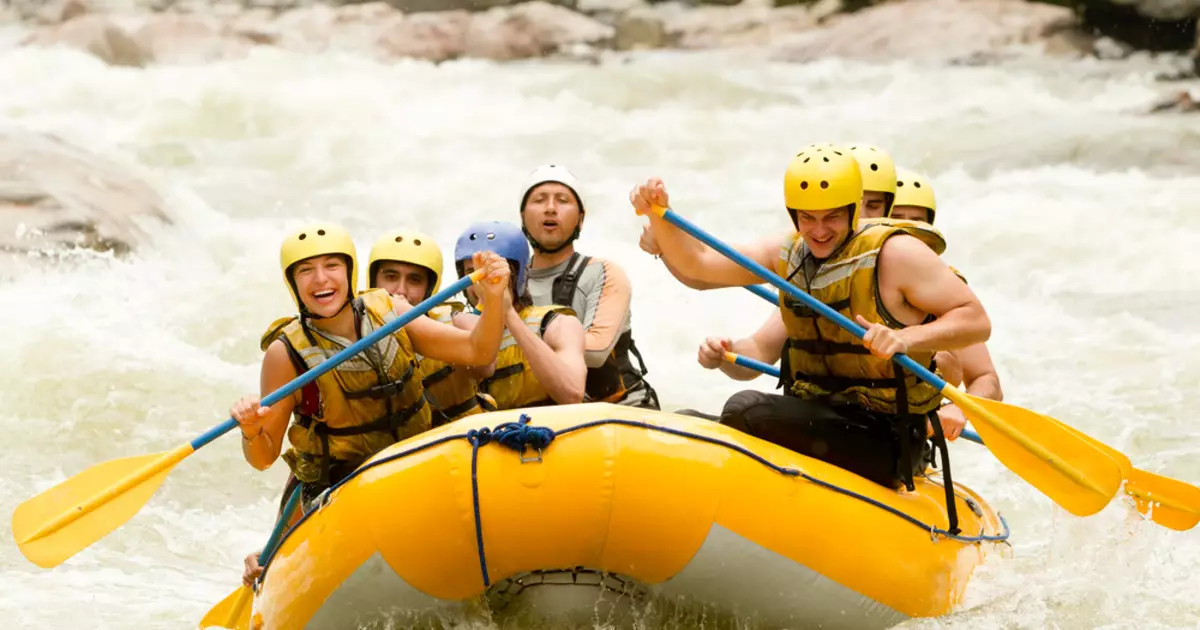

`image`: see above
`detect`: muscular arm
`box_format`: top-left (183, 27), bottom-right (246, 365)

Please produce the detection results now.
top-left (404, 293), bottom-right (504, 367)
top-left (878, 235), bottom-right (992, 353)
top-left (507, 309), bottom-right (587, 404)
top-left (243, 340), bottom-right (300, 470)
top-left (646, 215), bottom-right (782, 288)
top-left (953, 342), bottom-right (1003, 401)
top-left (449, 312), bottom-right (497, 378)
top-left (660, 254), bottom-right (728, 290)
top-left (720, 311), bottom-right (787, 381)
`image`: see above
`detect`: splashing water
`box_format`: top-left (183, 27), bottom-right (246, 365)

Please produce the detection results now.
top-left (1, 44), bottom-right (1199, 629)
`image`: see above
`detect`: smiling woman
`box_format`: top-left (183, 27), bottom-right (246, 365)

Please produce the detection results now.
top-left (228, 222), bottom-right (512, 513)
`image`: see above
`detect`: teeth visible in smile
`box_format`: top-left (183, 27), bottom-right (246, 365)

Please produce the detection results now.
top-left (314, 290), bottom-right (335, 298)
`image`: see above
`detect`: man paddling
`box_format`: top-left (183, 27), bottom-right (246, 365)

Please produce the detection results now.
top-left (631, 144), bottom-right (992, 492)
top-left (519, 164), bottom-right (660, 409)
top-left (889, 169), bottom-right (1004, 433)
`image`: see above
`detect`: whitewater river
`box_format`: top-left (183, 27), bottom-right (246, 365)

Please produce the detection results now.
top-left (1, 38), bottom-right (1198, 629)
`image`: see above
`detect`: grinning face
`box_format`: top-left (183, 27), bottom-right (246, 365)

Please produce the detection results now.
top-left (291, 254), bottom-right (350, 317)
top-left (522, 182), bottom-right (582, 251)
top-left (373, 261), bottom-right (432, 304)
top-left (792, 205), bottom-right (853, 259)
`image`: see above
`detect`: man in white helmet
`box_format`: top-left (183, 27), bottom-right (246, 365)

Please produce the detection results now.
top-left (519, 164), bottom-right (660, 409)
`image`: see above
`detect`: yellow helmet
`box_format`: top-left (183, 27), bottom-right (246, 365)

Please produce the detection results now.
top-left (279, 223), bottom-right (358, 311)
top-left (367, 229), bottom-right (444, 296)
top-left (893, 169), bottom-right (937, 223)
top-left (783, 143), bottom-right (864, 231)
top-left (848, 144), bottom-right (897, 214)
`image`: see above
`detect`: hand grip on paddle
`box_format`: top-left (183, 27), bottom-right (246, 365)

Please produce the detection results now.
top-left (650, 202), bottom-right (1124, 518)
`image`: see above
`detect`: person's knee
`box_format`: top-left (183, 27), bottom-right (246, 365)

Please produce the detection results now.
top-left (719, 390), bottom-right (774, 424)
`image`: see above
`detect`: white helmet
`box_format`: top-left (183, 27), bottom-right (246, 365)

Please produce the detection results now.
top-left (519, 164), bottom-right (586, 253)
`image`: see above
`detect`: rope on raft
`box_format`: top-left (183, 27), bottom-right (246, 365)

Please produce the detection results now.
top-left (256, 413), bottom-right (1012, 590)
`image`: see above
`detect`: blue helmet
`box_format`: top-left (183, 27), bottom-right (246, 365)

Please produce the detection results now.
top-left (454, 221), bottom-right (530, 297)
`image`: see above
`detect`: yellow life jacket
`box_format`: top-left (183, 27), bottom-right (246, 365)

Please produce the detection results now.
top-left (857, 216), bottom-right (946, 254)
top-left (776, 222), bottom-right (945, 416)
top-left (260, 288), bottom-right (431, 486)
top-left (416, 302), bottom-right (496, 426)
top-left (480, 303), bottom-right (577, 410)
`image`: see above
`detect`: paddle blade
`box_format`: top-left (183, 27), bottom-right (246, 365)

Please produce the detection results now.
top-left (199, 586), bottom-right (254, 630)
top-left (1048, 417), bottom-right (1134, 479)
top-left (12, 450), bottom-right (179, 568)
top-left (949, 392), bottom-right (1123, 517)
top-left (1125, 469), bottom-right (1200, 532)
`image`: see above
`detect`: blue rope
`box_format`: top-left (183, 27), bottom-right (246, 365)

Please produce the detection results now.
top-left (464, 413), bottom-right (554, 586)
top-left (255, 415), bottom-right (1012, 587)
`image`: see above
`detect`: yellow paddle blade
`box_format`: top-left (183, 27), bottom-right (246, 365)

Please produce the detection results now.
top-left (1023, 410), bottom-right (1199, 530)
top-left (1125, 468), bottom-right (1200, 532)
top-left (199, 585), bottom-right (253, 630)
top-left (11, 446), bottom-right (189, 568)
top-left (1046, 416), bottom-right (1133, 479)
top-left (946, 390), bottom-right (1122, 517)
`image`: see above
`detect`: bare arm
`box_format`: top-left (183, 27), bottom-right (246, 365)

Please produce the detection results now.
top-left (242, 340), bottom-right (300, 470)
top-left (718, 311), bottom-right (788, 381)
top-left (405, 293), bottom-right (504, 367)
top-left (451, 312), bottom-right (497, 379)
top-left (647, 215), bottom-right (782, 288)
top-left (507, 309), bottom-right (587, 404)
top-left (879, 235), bottom-right (992, 353)
top-left (953, 343), bottom-right (1003, 401)
top-left (643, 224), bottom-right (729, 290)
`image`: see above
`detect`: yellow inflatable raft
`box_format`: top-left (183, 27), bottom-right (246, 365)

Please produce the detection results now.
top-left (244, 403), bottom-right (1010, 630)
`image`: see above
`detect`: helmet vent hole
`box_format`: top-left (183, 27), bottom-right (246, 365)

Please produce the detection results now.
top-left (800, 181), bottom-right (809, 190)
top-left (820, 181), bottom-right (829, 189)
top-left (317, 229), bottom-right (326, 236)
top-left (413, 238), bottom-right (421, 245)
top-left (822, 157), bottom-right (829, 163)
top-left (487, 233), bottom-right (496, 240)
top-left (394, 236), bottom-right (404, 243)
top-left (298, 233), bottom-right (307, 241)
top-left (869, 164), bottom-right (878, 171)
top-left (803, 157), bottom-right (811, 163)
top-left (913, 182), bottom-right (922, 189)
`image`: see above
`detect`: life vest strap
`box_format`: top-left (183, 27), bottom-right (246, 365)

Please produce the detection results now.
top-left (421, 364), bottom-right (454, 389)
top-left (343, 362), bottom-right (417, 400)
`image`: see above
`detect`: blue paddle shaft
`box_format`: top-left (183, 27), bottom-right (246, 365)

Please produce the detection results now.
top-left (744, 284), bottom-right (777, 303)
top-left (258, 483), bottom-right (303, 562)
top-left (189, 273), bottom-right (482, 451)
top-left (730, 353), bottom-right (781, 378)
top-left (659, 208), bottom-right (949, 391)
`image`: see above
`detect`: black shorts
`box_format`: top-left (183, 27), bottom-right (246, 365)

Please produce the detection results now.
top-left (717, 390), bottom-right (931, 490)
